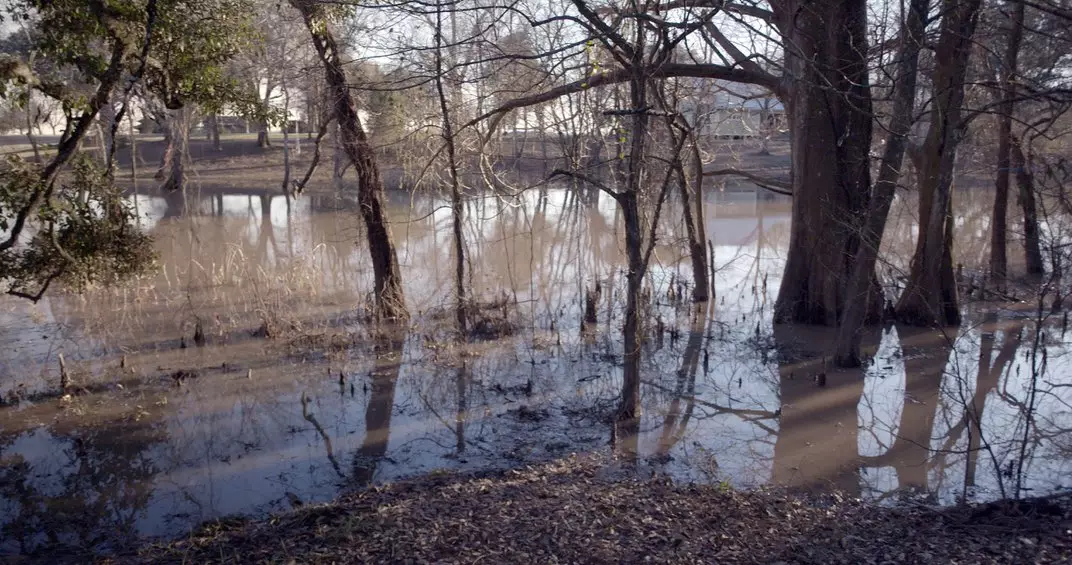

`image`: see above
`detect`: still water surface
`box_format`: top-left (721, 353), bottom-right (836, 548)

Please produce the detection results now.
top-left (0, 185), bottom-right (1069, 557)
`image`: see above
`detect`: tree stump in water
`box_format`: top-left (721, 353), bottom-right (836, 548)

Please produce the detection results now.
top-left (581, 281), bottom-right (602, 332)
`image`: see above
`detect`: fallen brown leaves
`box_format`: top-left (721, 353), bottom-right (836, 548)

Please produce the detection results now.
top-left (134, 455), bottom-right (1071, 564)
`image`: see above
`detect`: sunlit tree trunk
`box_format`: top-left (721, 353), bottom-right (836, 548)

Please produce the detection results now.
top-left (159, 106), bottom-right (190, 193)
top-left (292, 0), bottom-right (408, 320)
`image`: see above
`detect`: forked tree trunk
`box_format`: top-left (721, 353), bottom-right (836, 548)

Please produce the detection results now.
top-left (1011, 136), bottom-right (1044, 274)
top-left (895, 0), bottom-right (982, 327)
top-left (292, 0), bottom-right (407, 320)
top-left (773, 0), bottom-right (875, 326)
top-left (834, 0), bottom-right (930, 367)
top-left (989, 0), bottom-right (1025, 286)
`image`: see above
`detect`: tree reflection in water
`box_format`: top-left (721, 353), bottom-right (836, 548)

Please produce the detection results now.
top-left (0, 188), bottom-right (1070, 558)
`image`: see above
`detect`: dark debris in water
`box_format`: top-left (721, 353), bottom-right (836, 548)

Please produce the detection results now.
top-left (135, 454), bottom-right (1072, 564)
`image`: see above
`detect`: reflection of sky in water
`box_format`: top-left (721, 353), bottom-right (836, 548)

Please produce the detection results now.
top-left (1, 187), bottom-right (1071, 556)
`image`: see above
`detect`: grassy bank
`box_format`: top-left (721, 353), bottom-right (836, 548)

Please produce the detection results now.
top-left (133, 454), bottom-right (1070, 564)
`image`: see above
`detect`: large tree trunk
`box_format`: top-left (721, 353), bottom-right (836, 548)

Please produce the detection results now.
top-left (895, 0), bottom-right (982, 327)
top-left (834, 0), bottom-right (930, 367)
top-left (989, 0), bottom-right (1025, 285)
top-left (159, 106), bottom-right (191, 193)
top-left (1011, 136), bottom-right (1044, 274)
top-left (154, 116), bottom-right (173, 181)
top-left (773, 0), bottom-right (874, 326)
top-left (293, 1), bottom-right (407, 320)
top-left (206, 113), bottom-right (222, 151)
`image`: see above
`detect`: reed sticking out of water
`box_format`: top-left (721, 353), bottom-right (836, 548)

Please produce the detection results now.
top-left (58, 353), bottom-right (70, 393)
top-left (581, 282), bottom-right (602, 332)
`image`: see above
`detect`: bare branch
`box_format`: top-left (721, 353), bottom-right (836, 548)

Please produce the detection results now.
top-left (704, 167), bottom-right (792, 195)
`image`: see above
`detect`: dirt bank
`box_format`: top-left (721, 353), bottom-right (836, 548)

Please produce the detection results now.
top-left (133, 454), bottom-right (1071, 564)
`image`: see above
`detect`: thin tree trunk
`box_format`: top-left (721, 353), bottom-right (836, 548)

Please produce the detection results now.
top-left (895, 0), bottom-right (982, 327)
top-left (618, 30), bottom-right (649, 428)
top-left (989, 0), bottom-right (1025, 286)
top-left (834, 0), bottom-right (930, 367)
top-left (24, 101), bottom-right (41, 163)
top-left (126, 109), bottom-right (141, 220)
top-left (281, 76), bottom-right (293, 199)
top-left (292, 1), bottom-right (407, 320)
top-left (293, 115), bottom-right (334, 194)
top-left (434, 0), bottom-right (467, 334)
top-left (1012, 136), bottom-right (1044, 274)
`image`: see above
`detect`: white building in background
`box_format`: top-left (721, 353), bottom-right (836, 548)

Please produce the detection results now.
top-left (680, 79), bottom-right (786, 139)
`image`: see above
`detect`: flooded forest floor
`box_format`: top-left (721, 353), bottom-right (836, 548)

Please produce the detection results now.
top-left (4, 133), bottom-right (1071, 561)
top-left (138, 454), bottom-right (1072, 564)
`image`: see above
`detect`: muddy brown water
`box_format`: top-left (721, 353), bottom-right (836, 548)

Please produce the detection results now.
top-left (0, 185), bottom-right (1069, 557)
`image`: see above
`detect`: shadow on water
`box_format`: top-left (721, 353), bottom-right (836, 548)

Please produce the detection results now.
top-left (1, 185), bottom-right (1070, 558)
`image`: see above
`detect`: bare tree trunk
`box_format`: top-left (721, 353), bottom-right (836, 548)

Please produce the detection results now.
top-left (834, 0), bottom-right (930, 367)
top-left (618, 36), bottom-right (649, 428)
top-left (24, 101), bottom-right (41, 163)
top-left (1012, 136), bottom-right (1044, 274)
top-left (281, 77), bottom-right (293, 199)
top-left (257, 83), bottom-right (273, 148)
top-left (160, 106), bottom-right (190, 193)
top-left (99, 102), bottom-right (117, 164)
top-left (774, 0), bottom-right (874, 326)
top-left (989, 0), bottom-right (1025, 286)
top-left (207, 113), bottom-right (222, 151)
top-left (434, 0), bottom-right (467, 334)
top-left (293, 1), bottom-right (407, 320)
top-left (895, 0), bottom-right (982, 327)
top-left (155, 112), bottom-right (173, 181)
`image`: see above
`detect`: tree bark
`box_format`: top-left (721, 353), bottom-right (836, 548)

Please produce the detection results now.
top-left (834, 0), bottom-right (930, 367)
top-left (773, 0), bottom-right (875, 326)
top-left (1011, 136), bottom-right (1044, 274)
top-left (160, 107), bottom-right (189, 192)
top-left (989, 0), bottom-right (1025, 286)
top-left (618, 27), bottom-right (650, 428)
top-left (207, 113), bottom-right (222, 151)
top-left (434, 0), bottom-right (467, 334)
top-left (154, 115), bottom-right (173, 181)
top-left (292, 1), bottom-right (408, 320)
top-left (159, 106), bottom-right (190, 193)
top-left (895, 0), bottom-right (982, 327)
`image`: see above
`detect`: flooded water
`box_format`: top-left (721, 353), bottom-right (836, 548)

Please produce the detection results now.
top-left (1, 184), bottom-right (1069, 558)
